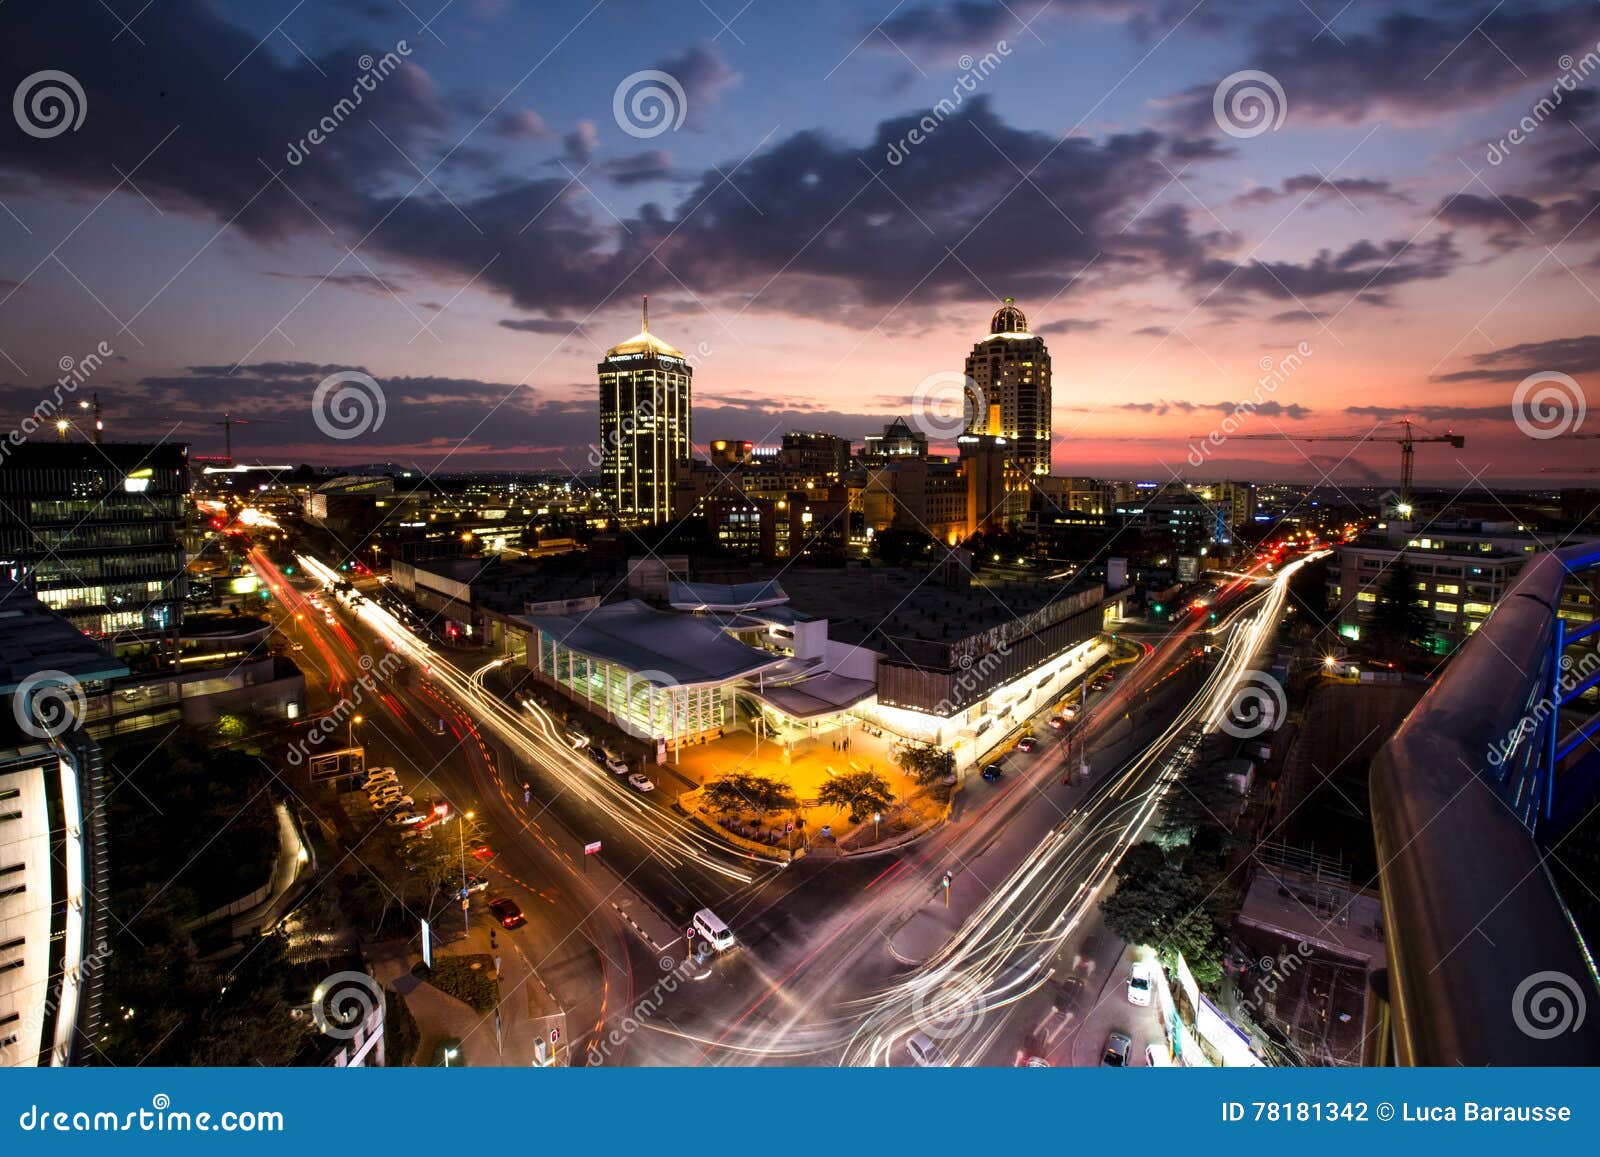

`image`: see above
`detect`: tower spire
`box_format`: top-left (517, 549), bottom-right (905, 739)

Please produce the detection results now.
top-left (642, 293), bottom-right (649, 333)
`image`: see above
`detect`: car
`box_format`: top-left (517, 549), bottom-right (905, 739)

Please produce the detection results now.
top-left (363, 769), bottom-right (399, 786)
top-left (489, 898), bottom-right (525, 929)
top-left (1047, 715), bottom-right (1066, 730)
top-left (565, 726), bottom-right (590, 748)
top-left (1144, 1044), bottom-right (1171, 1067)
top-left (289, 642), bottom-right (304, 652)
top-left (626, 772), bottom-right (655, 792)
top-left (429, 799), bottom-right (452, 819)
top-left (1016, 1053), bottom-right (1051, 1068)
top-left (604, 755), bottom-right (628, 775)
top-left (1060, 704), bottom-right (1079, 720)
top-left (1126, 961), bottom-right (1153, 1006)
top-left (471, 844), bottom-right (496, 862)
top-left (1015, 736), bottom-right (1038, 753)
top-left (1101, 1031), bottom-right (1132, 1067)
top-left (981, 762), bottom-right (1004, 781)
top-left (905, 1031), bottom-right (944, 1067)
top-left (441, 874), bottom-right (489, 895)
top-left (373, 795), bottom-right (415, 813)
top-left (386, 810), bottom-right (426, 826)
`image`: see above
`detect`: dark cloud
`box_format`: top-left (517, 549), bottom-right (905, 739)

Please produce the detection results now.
top-left (1232, 174), bottom-right (1411, 208)
top-left (1034, 317), bottom-right (1106, 334)
top-left (597, 150), bottom-right (677, 185)
top-left (491, 108), bottom-right (551, 140)
top-left (1105, 398), bottom-right (1314, 419)
top-left (498, 318), bottom-right (589, 336)
top-left (1167, 4), bottom-right (1600, 131)
top-left (1434, 334), bottom-right (1600, 382)
top-left (263, 271), bottom-right (408, 296)
top-left (1268, 308), bottom-right (1325, 323)
top-left (1191, 236), bottom-right (1459, 302)
top-left (655, 41), bottom-right (740, 127)
top-left (1345, 404), bottom-right (1517, 422)
top-left (1132, 325), bottom-right (1170, 336)
top-left (561, 120), bottom-right (600, 165)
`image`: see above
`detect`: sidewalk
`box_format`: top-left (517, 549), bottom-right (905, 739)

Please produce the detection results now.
top-left (886, 699), bottom-right (1170, 965)
top-left (369, 917), bottom-right (567, 1067)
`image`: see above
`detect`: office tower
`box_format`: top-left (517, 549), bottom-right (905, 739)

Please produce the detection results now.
top-left (598, 296), bottom-right (692, 525)
top-left (0, 443), bottom-right (189, 644)
top-left (964, 298), bottom-right (1052, 519)
top-left (0, 583), bottom-right (125, 1067)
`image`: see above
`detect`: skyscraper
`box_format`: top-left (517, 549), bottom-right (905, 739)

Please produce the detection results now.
top-left (964, 298), bottom-right (1051, 521)
top-left (598, 296), bottom-right (692, 525)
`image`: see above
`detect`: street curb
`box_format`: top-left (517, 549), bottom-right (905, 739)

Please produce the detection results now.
top-left (608, 900), bottom-right (668, 952)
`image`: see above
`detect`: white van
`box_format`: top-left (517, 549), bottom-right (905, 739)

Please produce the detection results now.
top-left (1144, 1044), bottom-right (1171, 1067)
top-left (692, 907), bottom-right (735, 952)
top-left (906, 1031), bottom-right (945, 1067)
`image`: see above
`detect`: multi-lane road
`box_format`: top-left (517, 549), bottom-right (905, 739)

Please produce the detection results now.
top-left (255, 538), bottom-right (1312, 1065)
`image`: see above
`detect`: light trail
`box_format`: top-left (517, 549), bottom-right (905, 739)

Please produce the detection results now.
top-left (834, 551), bottom-right (1327, 1066)
top-left (295, 553), bottom-right (763, 885)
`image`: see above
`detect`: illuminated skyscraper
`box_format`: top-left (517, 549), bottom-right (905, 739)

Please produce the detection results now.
top-left (964, 298), bottom-right (1051, 520)
top-left (598, 296), bottom-right (692, 525)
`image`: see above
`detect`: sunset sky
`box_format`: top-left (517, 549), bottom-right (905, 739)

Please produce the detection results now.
top-left (3, 0), bottom-right (1599, 487)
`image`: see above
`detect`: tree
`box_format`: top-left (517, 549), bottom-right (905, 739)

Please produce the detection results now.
top-left (702, 772), bottom-right (798, 815)
top-left (894, 743), bottom-right (955, 786)
top-left (1370, 555), bottom-right (1434, 655)
top-left (1099, 840), bottom-right (1231, 989)
top-left (816, 770), bottom-right (895, 823)
top-left (871, 528), bottom-right (936, 567)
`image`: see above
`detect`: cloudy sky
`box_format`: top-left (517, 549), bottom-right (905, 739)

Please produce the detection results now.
top-left (3, 0), bottom-right (1599, 486)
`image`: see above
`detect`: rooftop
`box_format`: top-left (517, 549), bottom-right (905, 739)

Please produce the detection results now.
top-left (0, 581), bottom-right (128, 694)
top-left (516, 598), bottom-right (787, 687)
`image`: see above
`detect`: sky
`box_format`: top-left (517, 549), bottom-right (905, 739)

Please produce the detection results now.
top-left (3, 0), bottom-right (1600, 489)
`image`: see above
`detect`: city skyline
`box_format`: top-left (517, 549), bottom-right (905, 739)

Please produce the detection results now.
top-left (2, 1), bottom-right (1598, 484)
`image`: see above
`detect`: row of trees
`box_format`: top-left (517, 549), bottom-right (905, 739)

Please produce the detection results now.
top-left (701, 769), bottom-right (897, 824)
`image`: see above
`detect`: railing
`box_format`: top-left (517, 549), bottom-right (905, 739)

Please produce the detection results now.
top-left (1370, 541), bottom-right (1600, 1065)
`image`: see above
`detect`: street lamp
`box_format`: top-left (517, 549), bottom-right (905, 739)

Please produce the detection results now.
top-left (443, 1045), bottom-right (459, 1067)
top-left (348, 713), bottom-right (363, 748)
top-left (458, 810), bottom-right (476, 934)
top-left (873, 812), bottom-right (881, 842)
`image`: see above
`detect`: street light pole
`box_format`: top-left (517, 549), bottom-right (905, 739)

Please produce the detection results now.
top-left (347, 713), bottom-right (363, 749)
top-left (459, 810), bottom-right (475, 934)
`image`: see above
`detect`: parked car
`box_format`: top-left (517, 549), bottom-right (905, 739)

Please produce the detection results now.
top-left (373, 795), bottom-right (414, 813)
top-left (1047, 715), bottom-right (1067, 730)
top-left (489, 898), bottom-right (525, 929)
top-left (1144, 1044), bottom-right (1171, 1067)
top-left (906, 1031), bottom-right (945, 1067)
top-left (440, 874), bottom-right (489, 896)
top-left (1015, 736), bottom-right (1038, 753)
top-left (386, 810), bottom-right (426, 827)
top-left (981, 763), bottom-right (1004, 782)
top-left (1126, 961), bottom-right (1153, 1006)
top-left (1101, 1031), bottom-right (1132, 1067)
top-left (626, 772), bottom-right (655, 793)
top-left (604, 755), bottom-right (628, 775)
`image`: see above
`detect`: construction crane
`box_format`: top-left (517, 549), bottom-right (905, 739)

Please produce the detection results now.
top-left (209, 413), bottom-right (282, 465)
top-left (1191, 419), bottom-right (1464, 513)
top-left (1538, 433), bottom-right (1600, 472)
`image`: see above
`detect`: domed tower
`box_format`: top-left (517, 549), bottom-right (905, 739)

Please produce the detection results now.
top-left (964, 297), bottom-right (1052, 521)
top-left (598, 294), bottom-right (693, 525)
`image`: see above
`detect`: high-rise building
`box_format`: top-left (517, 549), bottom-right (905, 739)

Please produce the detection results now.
top-left (0, 582), bottom-right (125, 1067)
top-left (598, 296), bottom-right (692, 525)
top-left (0, 443), bottom-right (189, 646)
top-left (964, 298), bottom-right (1052, 520)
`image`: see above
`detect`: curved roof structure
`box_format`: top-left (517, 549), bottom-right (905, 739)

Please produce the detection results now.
top-left (516, 599), bottom-right (786, 687)
top-left (667, 579), bottom-right (789, 612)
top-left (989, 297), bottom-right (1028, 335)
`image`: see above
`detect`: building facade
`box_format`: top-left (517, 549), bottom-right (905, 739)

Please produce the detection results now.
top-left (0, 442), bottom-right (189, 643)
top-left (598, 298), bottom-right (692, 526)
top-left (964, 298), bottom-right (1052, 518)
